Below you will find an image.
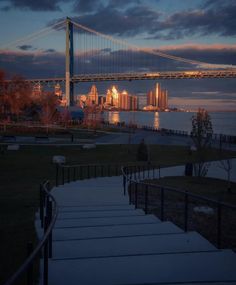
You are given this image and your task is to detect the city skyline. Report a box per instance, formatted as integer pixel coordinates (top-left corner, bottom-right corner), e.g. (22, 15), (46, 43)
(0, 0), (235, 110)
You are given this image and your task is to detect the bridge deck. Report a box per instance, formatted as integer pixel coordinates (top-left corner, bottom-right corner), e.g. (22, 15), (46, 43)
(23, 69), (236, 84)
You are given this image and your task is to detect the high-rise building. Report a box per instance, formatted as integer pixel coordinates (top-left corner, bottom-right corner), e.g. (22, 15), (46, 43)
(147, 90), (155, 106)
(130, 95), (138, 110)
(88, 84), (98, 105)
(32, 83), (43, 97)
(106, 89), (112, 105)
(159, 89), (168, 110)
(146, 82), (168, 110)
(105, 86), (119, 108)
(111, 86), (119, 108)
(54, 83), (62, 98)
(155, 82), (161, 107)
(119, 90), (129, 110)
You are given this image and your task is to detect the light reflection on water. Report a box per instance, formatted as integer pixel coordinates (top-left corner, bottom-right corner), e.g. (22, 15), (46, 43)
(108, 111), (120, 124)
(153, 112), (160, 130)
(103, 111), (236, 136)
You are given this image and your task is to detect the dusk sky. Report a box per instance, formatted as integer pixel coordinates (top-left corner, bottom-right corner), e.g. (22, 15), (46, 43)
(0, 0), (236, 110)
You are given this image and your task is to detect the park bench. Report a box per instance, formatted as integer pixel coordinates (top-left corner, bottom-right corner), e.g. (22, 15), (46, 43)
(35, 136), (49, 142)
(1, 135), (16, 142)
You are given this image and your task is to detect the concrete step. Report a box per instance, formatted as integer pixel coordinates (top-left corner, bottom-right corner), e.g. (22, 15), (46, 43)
(53, 221), (183, 241)
(44, 250), (236, 285)
(58, 204), (135, 212)
(57, 208), (145, 219)
(52, 231), (216, 260)
(54, 214), (160, 229)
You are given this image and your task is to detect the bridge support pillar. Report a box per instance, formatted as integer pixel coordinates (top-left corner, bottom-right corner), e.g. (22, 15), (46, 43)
(65, 17), (74, 106)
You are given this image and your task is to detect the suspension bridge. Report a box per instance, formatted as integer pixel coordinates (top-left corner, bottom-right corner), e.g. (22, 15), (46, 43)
(2, 17), (236, 106)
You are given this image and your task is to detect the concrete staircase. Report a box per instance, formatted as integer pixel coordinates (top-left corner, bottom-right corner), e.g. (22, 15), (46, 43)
(36, 176), (236, 285)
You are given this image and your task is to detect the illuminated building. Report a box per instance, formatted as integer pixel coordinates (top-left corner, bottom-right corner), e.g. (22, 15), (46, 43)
(130, 95), (138, 110)
(119, 90), (129, 110)
(54, 83), (62, 98)
(106, 89), (112, 105)
(111, 86), (119, 107)
(155, 83), (161, 107)
(32, 83), (43, 97)
(98, 96), (106, 107)
(159, 89), (168, 110)
(146, 82), (168, 110)
(147, 90), (155, 106)
(88, 84), (98, 105)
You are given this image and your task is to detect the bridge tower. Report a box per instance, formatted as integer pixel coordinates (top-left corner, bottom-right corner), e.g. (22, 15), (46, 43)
(65, 17), (74, 106)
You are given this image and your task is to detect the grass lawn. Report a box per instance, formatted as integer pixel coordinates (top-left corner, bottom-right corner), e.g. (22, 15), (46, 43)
(0, 143), (235, 283)
(130, 176), (236, 249)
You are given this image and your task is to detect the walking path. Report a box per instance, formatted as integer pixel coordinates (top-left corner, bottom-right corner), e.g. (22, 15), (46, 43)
(36, 174), (236, 285)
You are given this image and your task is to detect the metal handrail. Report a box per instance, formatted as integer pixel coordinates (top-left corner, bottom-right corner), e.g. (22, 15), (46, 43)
(121, 165), (236, 249)
(56, 162), (161, 186)
(4, 180), (58, 285)
(121, 166), (236, 210)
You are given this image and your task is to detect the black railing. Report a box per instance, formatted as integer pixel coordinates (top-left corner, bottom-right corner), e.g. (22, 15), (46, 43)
(122, 166), (236, 250)
(56, 162), (161, 186)
(4, 181), (58, 285)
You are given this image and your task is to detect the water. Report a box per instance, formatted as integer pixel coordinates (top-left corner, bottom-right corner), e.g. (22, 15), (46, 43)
(103, 111), (236, 136)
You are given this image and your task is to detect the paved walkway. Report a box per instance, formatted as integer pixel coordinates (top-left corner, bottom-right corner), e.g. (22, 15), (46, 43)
(36, 174), (236, 285)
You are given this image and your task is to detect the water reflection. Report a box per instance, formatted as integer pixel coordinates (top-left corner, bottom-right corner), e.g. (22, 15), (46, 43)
(108, 111), (120, 124)
(153, 112), (160, 129)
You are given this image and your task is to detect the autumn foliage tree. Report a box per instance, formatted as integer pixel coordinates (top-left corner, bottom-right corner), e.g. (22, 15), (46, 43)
(0, 70), (32, 120)
(38, 91), (60, 125)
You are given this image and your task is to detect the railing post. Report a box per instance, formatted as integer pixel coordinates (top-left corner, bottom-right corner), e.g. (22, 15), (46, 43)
(108, 165), (110, 176)
(62, 167), (65, 185)
(48, 201), (53, 258)
(43, 216), (49, 285)
(161, 187), (164, 221)
(67, 167), (70, 183)
(87, 165), (90, 179)
(123, 175), (126, 196)
(159, 166), (161, 179)
(94, 165), (97, 178)
(73, 167), (76, 181)
(135, 183), (138, 209)
(56, 164), (59, 186)
(27, 242), (33, 285)
(184, 191), (189, 232)
(129, 181), (132, 205)
(145, 184), (148, 214)
(217, 203), (222, 249)
(40, 184), (44, 228)
(101, 165), (104, 177)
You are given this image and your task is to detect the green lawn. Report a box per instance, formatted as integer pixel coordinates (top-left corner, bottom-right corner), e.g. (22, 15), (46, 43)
(0, 144), (235, 283)
(131, 176), (236, 249)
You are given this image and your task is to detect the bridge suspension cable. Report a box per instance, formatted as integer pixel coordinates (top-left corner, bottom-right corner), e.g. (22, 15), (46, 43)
(0, 20), (65, 49)
(72, 20), (233, 70)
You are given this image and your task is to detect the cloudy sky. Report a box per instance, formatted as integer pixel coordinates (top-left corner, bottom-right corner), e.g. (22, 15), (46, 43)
(0, 0), (236, 110)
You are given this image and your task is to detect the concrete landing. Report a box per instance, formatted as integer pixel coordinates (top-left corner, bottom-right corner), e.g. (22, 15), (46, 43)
(36, 176), (236, 285)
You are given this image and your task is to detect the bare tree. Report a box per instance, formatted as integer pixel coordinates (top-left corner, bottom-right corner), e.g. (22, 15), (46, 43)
(38, 91), (60, 131)
(191, 108), (213, 177)
(219, 159), (232, 193)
